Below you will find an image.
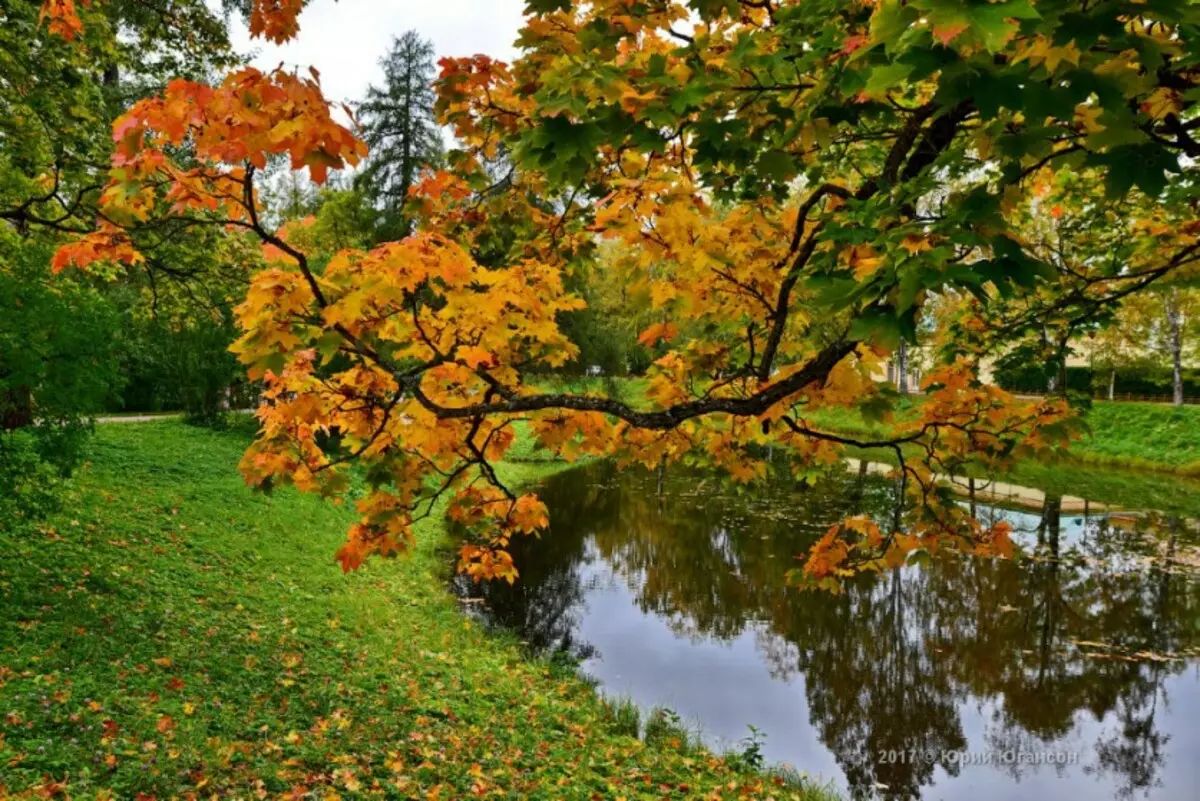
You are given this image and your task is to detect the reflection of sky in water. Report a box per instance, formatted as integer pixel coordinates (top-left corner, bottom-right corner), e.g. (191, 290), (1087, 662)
(971, 504), (1092, 548)
(462, 465), (1200, 801)
(571, 546), (1200, 801)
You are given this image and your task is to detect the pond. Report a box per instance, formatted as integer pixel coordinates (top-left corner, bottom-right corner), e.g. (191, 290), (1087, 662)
(453, 460), (1200, 801)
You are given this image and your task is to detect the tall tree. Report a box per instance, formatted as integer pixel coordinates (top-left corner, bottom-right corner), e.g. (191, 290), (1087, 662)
(0, 0), (249, 463)
(355, 30), (443, 242)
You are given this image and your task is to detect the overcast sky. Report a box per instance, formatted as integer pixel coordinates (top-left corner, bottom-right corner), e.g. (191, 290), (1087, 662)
(225, 0), (529, 108)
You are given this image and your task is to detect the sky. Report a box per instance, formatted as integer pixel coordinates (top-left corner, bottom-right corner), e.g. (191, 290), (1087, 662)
(224, 0), (529, 109)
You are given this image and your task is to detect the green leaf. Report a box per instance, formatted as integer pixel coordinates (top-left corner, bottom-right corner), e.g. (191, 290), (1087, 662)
(315, 332), (343, 363)
(687, 0), (739, 20)
(864, 63), (915, 97)
(849, 307), (902, 349)
(871, 0), (922, 54)
(757, 149), (798, 182)
(524, 0), (572, 12)
(1092, 143), (1180, 199)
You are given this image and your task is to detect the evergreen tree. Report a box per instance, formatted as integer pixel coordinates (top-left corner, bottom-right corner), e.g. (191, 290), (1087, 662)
(355, 31), (443, 242)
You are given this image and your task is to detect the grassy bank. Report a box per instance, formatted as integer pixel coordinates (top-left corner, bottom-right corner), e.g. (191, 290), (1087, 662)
(1075, 401), (1200, 472)
(806, 397), (1200, 476)
(0, 421), (834, 800)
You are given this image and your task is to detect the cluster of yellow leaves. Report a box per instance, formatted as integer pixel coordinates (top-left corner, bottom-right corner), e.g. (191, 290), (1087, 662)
(529, 411), (611, 462)
(232, 230), (588, 580)
(50, 67), (364, 274)
(113, 67), (363, 185)
(908, 360), (1077, 466)
(593, 173), (808, 345)
(436, 56), (534, 154)
(451, 491), (549, 582)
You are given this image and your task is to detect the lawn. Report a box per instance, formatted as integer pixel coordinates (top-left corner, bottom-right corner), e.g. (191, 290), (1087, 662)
(1078, 401), (1200, 471)
(0, 421), (833, 800)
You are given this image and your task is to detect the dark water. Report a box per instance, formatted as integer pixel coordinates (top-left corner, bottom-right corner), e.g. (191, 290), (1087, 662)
(454, 462), (1200, 801)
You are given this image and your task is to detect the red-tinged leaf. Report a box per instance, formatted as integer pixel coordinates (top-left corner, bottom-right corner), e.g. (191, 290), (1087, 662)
(838, 33), (870, 57)
(934, 23), (968, 46)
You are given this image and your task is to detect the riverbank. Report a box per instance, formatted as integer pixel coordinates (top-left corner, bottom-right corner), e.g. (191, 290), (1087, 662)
(0, 421), (836, 800)
(806, 397), (1200, 477)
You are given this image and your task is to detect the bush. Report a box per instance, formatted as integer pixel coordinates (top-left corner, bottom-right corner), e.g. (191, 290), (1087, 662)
(994, 358), (1200, 398)
(0, 432), (68, 525)
(1, 231), (122, 523)
(992, 361), (1093, 394)
(1091, 360), (1200, 397)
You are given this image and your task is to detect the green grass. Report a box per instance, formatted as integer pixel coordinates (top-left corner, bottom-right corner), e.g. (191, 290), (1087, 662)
(0, 421), (834, 800)
(804, 396), (1200, 476)
(1074, 401), (1200, 472)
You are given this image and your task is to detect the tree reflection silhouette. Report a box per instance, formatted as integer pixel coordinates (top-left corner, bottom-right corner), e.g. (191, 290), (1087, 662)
(456, 462), (1200, 800)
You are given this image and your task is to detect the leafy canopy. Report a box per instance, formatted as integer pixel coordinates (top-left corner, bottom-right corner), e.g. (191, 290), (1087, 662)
(44, 0), (1200, 587)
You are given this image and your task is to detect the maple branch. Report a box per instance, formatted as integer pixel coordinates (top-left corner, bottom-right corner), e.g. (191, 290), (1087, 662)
(242, 164), (328, 307)
(313, 390), (406, 474)
(406, 339), (859, 430)
(754, 183), (851, 380)
(1015, 145), (1085, 182)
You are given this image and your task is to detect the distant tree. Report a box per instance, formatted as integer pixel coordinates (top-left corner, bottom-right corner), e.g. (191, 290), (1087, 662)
(1119, 288), (1200, 406)
(355, 31), (443, 242)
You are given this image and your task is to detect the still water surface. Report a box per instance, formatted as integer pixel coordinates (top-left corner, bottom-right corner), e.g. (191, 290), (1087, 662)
(456, 462), (1200, 800)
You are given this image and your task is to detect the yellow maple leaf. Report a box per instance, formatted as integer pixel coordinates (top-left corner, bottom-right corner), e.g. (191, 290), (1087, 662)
(1141, 88), (1183, 121)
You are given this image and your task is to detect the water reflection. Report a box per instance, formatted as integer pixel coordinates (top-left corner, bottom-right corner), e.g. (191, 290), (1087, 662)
(454, 462), (1200, 800)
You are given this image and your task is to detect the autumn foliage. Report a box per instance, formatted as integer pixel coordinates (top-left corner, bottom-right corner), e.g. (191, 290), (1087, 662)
(43, 0), (1200, 585)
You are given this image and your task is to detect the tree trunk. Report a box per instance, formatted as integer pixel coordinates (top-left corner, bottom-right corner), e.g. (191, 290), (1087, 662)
(1166, 291), (1184, 406)
(398, 61), (415, 235)
(896, 340), (908, 394)
(1108, 366), (1116, 401)
(1, 386), (33, 430)
(1047, 334), (1068, 397)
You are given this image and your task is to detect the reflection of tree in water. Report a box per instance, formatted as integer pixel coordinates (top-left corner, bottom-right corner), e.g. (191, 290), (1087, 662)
(456, 461), (1200, 800)
(922, 499), (1200, 799)
(1084, 516), (1185, 800)
(590, 462), (898, 642)
(773, 567), (969, 799)
(452, 464), (624, 662)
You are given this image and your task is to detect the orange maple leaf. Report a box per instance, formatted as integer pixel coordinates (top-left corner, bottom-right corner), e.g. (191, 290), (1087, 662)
(637, 322), (679, 347)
